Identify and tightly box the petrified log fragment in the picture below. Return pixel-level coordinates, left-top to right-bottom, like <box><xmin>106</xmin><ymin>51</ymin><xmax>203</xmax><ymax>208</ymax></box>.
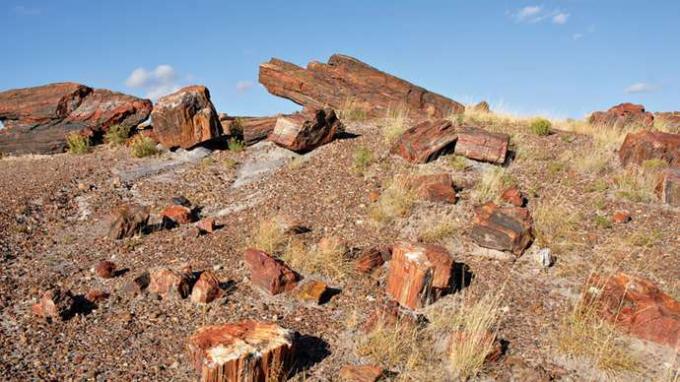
<box><xmin>0</xmin><ymin>82</ymin><xmax>151</xmax><ymax>154</ymax></box>
<box><xmin>259</xmin><ymin>54</ymin><xmax>464</xmax><ymax>120</ymax></box>
<box><xmin>160</xmin><ymin>204</ymin><xmax>194</xmax><ymax>225</ymax></box>
<box><xmin>196</xmin><ymin>217</ymin><xmax>217</xmax><ymax>234</ymax></box>
<box><xmin>500</xmin><ymin>186</ymin><xmax>525</xmax><ymax>207</ymax></box>
<box><xmin>244</xmin><ymin>249</ymin><xmax>298</xmax><ymax>295</ymax></box>
<box><xmin>589</xmin><ymin>103</ymin><xmax>654</xmax><ymax>129</ymax></box>
<box><xmin>294</xmin><ymin>280</ymin><xmax>330</xmax><ymax>304</ymax></box>
<box><xmin>586</xmin><ymin>273</ymin><xmax>680</xmax><ymax>350</ymax></box>
<box><xmin>391</xmin><ymin>119</ymin><xmax>509</xmax><ymax>164</ymax></box>
<box><xmin>269</xmin><ymin>108</ymin><xmax>343</xmax><ymax>153</ymax></box>
<box><xmin>470</xmin><ymin>202</ymin><xmax>533</xmax><ymax>255</ymax></box>
<box><xmin>339</xmin><ymin>364</ymin><xmax>386</xmax><ymax>382</ymax></box>
<box><xmin>219</xmin><ymin>115</ymin><xmax>284</xmax><ymax>145</ymax></box>
<box><xmin>107</xmin><ymin>204</ymin><xmax>150</xmax><ymax>240</ymax></box>
<box><xmin>415</xmin><ymin>173</ymin><xmax>457</xmax><ymax>203</ymax></box>
<box><xmin>187</xmin><ymin>320</ymin><xmax>296</xmax><ymax>382</ymax></box>
<box><xmin>151</xmin><ymin>85</ymin><xmax>222</xmax><ymax>149</ymax></box>
<box><xmin>191</xmin><ymin>271</ymin><xmax>223</xmax><ymax>304</ymax></box>
<box><xmin>657</xmin><ymin>169</ymin><xmax>680</xmax><ymax>206</ymax></box>
<box><xmin>385</xmin><ymin>242</ymin><xmax>454</xmax><ymax>309</ymax></box>
<box><xmin>32</xmin><ymin>288</ymin><xmax>75</xmax><ymax>321</ymax></box>
<box><xmin>95</xmin><ymin>260</ymin><xmax>116</xmax><ymax>279</ymax></box>
<box><xmin>148</xmin><ymin>267</ymin><xmax>192</xmax><ymax>299</ymax></box>
<box><xmin>355</xmin><ymin>246</ymin><xmax>391</xmax><ymax>274</ymax></box>
<box><xmin>619</xmin><ymin>130</ymin><xmax>680</xmax><ymax>168</ymax></box>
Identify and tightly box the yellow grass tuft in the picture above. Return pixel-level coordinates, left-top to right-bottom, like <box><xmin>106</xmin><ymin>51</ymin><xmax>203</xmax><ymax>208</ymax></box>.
<box><xmin>382</xmin><ymin>104</ymin><xmax>410</xmax><ymax>144</ymax></box>
<box><xmin>419</xmin><ymin>220</ymin><xmax>458</xmax><ymax>243</ymax></box>
<box><xmin>281</xmin><ymin>237</ymin><xmax>352</xmax><ymax>281</ymax></box>
<box><xmin>471</xmin><ymin>167</ymin><xmax>514</xmax><ymax>204</ymax></box>
<box><xmin>369</xmin><ymin>173</ymin><xmax>417</xmax><ymax>225</ymax></box>
<box><xmin>250</xmin><ymin>217</ymin><xmax>288</xmax><ymax>255</ymax></box>
<box><xmin>66</xmin><ymin>132</ymin><xmax>90</xmax><ymax>154</ymax></box>
<box><xmin>339</xmin><ymin>97</ymin><xmax>367</xmax><ymax>122</ymax></box>
<box><xmin>532</xmin><ymin>196</ymin><xmax>582</xmax><ymax>251</ymax></box>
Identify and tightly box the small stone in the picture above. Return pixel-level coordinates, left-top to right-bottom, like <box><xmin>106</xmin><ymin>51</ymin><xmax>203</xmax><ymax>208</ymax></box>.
<box><xmin>160</xmin><ymin>205</ymin><xmax>194</xmax><ymax>225</ymax></box>
<box><xmin>95</xmin><ymin>260</ymin><xmax>116</xmax><ymax>279</ymax></box>
<box><xmin>355</xmin><ymin>246</ymin><xmax>390</xmax><ymax>274</ymax></box>
<box><xmin>536</xmin><ymin>248</ymin><xmax>554</xmax><ymax>268</ymax></box>
<box><xmin>295</xmin><ymin>280</ymin><xmax>330</xmax><ymax>304</ymax></box>
<box><xmin>368</xmin><ymin>191</ymin><xmax>381</xmax><ymax>203</ymax></box>
<box><xmin>244</xmin><ymin>249</ymin><xmax>298</xmax><ymax>295</ymax></box>
<box><xmin>122</xmin><ymin>272</ymin><xmax>150</xmax><ymax>298</ymax></box>
<box><xmin>195</xmin><ymin>217</ymin><xmax>216</xmax><ymax>234</ymax></box>
<box><xmin>85</xmin><ymin>289</ymin><xmax>110</xmax><ymax>303</ymax></box>
<box><xmin>612</xmin><ymin>210</ymin><xmax>632</xmax><ymax>224</ymax></box>
<box><xmin>148</xmin><ymin>267</ymin><xmax>192</xmax><ymax>299</ymax></box>
<box><xmin>32</xmin><ymin>288</ymin><xmax>74</xmax><ymax>321</ymax></box>
<box><xmin>339</xmin><ymin>364</ymin><xmax>386</xmax><ymax>382</ymax></box>
<box><xmin>190</xmin><ymin>271</ymin><xmax>223</xmax><ymax>304</ymax></box>
<box><xmin>501</xmin><ymin>186</ymin><xmax>525</xmax><ymax>207</ymax></box>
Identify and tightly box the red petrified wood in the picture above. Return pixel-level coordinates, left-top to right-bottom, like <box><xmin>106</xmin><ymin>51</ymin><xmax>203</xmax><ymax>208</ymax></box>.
<box><xmin>500</xmin><ymin>186</ymin><xmax>525</xmax><ymax>207</ymax></box>
<box><xmin>657</xmin><ymin>169</ymin><xmax>680</xmax><ymax>206</ymax></box>
<box><xmin>385</xmin><ymin>242</ymin><xmax>454</xmax><ymax>309</ymax></box>
<box><xmin>151</xmin><ymin>85</ymin><xmax>222</xmax><ymax>149</ymax></box>
<box><xmin>415</xmin><ymin>173</ymin><xmax>457</xmax><ymax>203</ymax></box>
<box><xmin>259</xmin><ymin>54</ymin><xmax>464</xmax><ymax>120</ymax></box>
<box><xmin>95</xmin><ymin>260</ymin><xmax>116</xmax><ymax>278</ymax></box>
<box><xmin>161</xmin><ymin>204</ymin><xmax>194</xmax><ymax>225</ymax></box>
<box><xmin>269</xmin><ymin>108</ymin><xmax>343</xmax><ymax>153</ymax></box>
<box><xmin>244</xmin><ymin>249</ymin><xmax>298</xmax><ymax>295</ymax></box>
<box><xmin>339</xmin><ymin>364</ymin><xmax>386</xmax><ymax>382</ymax></box>
<box><xmin>586</xmin><ymin>273</ymin><xmax>680</xmax><ymax>350</ymax></box>
<box><xmin>191</xmin><ymin>271</ymin><xmax>223</xmax><ymax>304</ymax></box>
<box><xmin>618</xmin><ymin>130</ymin><xmax>680</xmax><ymax>168</ymax></box>
<box><xmin>148</xmin><ymin>267</ymin><xmax>193</xmax><ymax>299</ymax></box>
<box><xmin>32</xmin><ymin>288</ymin><xmax>75</xmax><ymax>321</ymax></box>
<box><xmin>220</xmin><ymin>114</ymin><xmax>292</xmax><ymax>145</ymax></box>
<box><xmin>589</xmin><ymin>103</ymin><xmax>654</xmax><ymax>129</ymax></box>
<box><xmin>355</xmin><ymin>245</ymin><xmax>391</xmax><ymax>274</ymax></box>
<box><xmin>470</xmin><ymin>202</ymin><xmax>533</xmax><ymax>255</ymax></box>
<box><xmin>187</xmin><ymin>320</ymin><xmax>296</xmax><ymax>382</ymax></box>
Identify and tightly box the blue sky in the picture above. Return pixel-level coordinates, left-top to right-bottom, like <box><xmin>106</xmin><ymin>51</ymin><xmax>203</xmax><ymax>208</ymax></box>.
<box><xmin>1</xmin><ymin>1</ymin><xmax>679</xmax><ymax>119</ymax></box>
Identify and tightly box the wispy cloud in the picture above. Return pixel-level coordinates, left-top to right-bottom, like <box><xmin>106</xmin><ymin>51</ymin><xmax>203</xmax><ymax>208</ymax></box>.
<box><xmin>12</xmin><ymin>5</ymin><xmax>41</xmax><ymax>15</ymax></box>
<box><xmin>235</xmin><ymin>81</ymin><xmax>255</xmax><ymax>93</ymax></box>
<box><xmin>511</xmin><ymin>5</ymin><xmax>569</xmax><ymax>25</ymax></box>
<box><xmin>552</xmin><ymin>13</ymin><xmax>569</xmax><ymax>25</ymax></box>
<box><xmin>125</xmin><ymin>65</ymin><xmax>182</xmax><ymax>99</ymax></box>
<box><xmin>625</xmin><ymin>82</ymin><xmax>659</xmax><ymax>94</ymax></box>
<box><xmin>572</xmin><ymin>33</ymin><xmax>584</xmax><ymax>40</ymax></box>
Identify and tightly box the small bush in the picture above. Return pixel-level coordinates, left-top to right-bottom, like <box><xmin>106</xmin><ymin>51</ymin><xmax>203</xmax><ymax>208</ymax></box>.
<box><xmin>228</xmin><ymin>138</ymin><xmax>245</xmax><ymax>152</ymax></box>
<box><xmin>356</xmin><ymin>318</ymin><xmax>426</xmax><ymax>375</ymax></box>
<box><xmin>447</xmin><ymin>155</ymin><xmax>468</xmax><ymax>171</ymax></box>
<box><xmin>223</xmin><ymin>158</ymin><xmax>238</xmax><ymax>169</ymax></box>
<box><xmin>130</xmin><ymin>135</ymin><xmax>158</xmax><ymax>158</ymax></box>
<box><xmin>66</xmin><ymin>132</ymin><xmax>90</xmax><ymax>154</ymax></box>
<box><xmin>104</xmin><ymin>124</ymin><xmax>131</xmax><ymax>146</ymax></box>
<box><xmin>352</xmin><ymin>146</ymin><xmax>374</xmax><ymax>174</ymax></box>
<box><xmin>369</xmin><ymin>174</ymin><xmax>416</xmax><ymax>225</ymax></box>
<box><xmin>250</xmin><ymin>217</ymin><xmax>287</xmax><ymax>255</ymax></box>
<box><xmin>530</xmin><ymin>118</ymin><xmax>552</xmax><ymax>136</ymax></box>
<box><xmin>594</xmin><ymin>215</ymin><xmax>612</xmax><ymax>229</ymax></box>
<box><xmin>382</xmin><ymin>105</ymin><xmax>409</xmax><ymax>144</ymax></box>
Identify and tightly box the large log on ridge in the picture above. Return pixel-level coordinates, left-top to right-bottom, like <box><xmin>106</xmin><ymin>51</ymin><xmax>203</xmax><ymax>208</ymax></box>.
<box><xmin>259</xmin><ymin>54</ymin><xmax>464</xmax><ymax>120</ymax></box>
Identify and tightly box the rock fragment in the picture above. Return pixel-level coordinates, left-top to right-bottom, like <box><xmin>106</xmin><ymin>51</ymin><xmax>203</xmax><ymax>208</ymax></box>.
<box><xmin>95</xmin><ymin>260</ymin><xmax>116</xmax><ymax>279</ymax></box>
<box><xmin>470</xmin><ymin>202</ymin><xmax>533</xmax><ymax>256</ymax></box>
<box><xmin>148</xmin><ymin>267</ymin><xmax>193</xmax><ymax>300</ymax></box>
<box><xmin>107</xmin><ymin>204</ymin><xmax>149</xmax><ymax>240</ymax></box>
<box><xmin>244</xmin><ymin>249</ymin><xmax>298</xmax><ymax>295</ymax></box>
<box><xmin>339</xmin><ymin>364</ymin><xmax>386</xmax><ymax>382</ymax></box>
<box><xmin>32</xmin><ymin>288</ymin><xmax>75</xmax><ymax>321</ymax></box>
<box><xmin>191</xmin><ymin>271</ymin><xmax>223</xmax><ymax>304</ymax></box>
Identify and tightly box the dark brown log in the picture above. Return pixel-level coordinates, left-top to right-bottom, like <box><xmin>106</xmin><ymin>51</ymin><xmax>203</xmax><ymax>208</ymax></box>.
<box><xmin>187</xmin><ymin>320</ymin><xmax>296</xmax><ymax>382</ymax></box>
<box><xmin>269</xmin><ymin>108</ymin><xmax>343</xmax><ymax>153</ymax></box>
<box><xmin>259</xmin><ymin>54</ymin><xmax>464</xmax><ymax>120</ymax></box>
<box><xmin>470</xmin><ymin>202</ymin><xmax>533</xmax><ymax>255</ymax></box>
<box><xmin>219</xmin><ymin>115</ymin><xmax>283</xmax><ymax>145</ymax></box>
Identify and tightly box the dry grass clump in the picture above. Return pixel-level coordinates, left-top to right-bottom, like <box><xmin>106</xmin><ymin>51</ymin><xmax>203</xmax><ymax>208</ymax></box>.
<box><xmin>382</xmin><ymin>104</ymin><xmax>409</xmax><ymax>144</ymax></box>
<box><xmin>369</xmin><ymin>174</ymin><xmax>417</xmax><ymax>225</ymax></box>
<box><xmin>250</xmin><ymin>217</ymin><xmax>288</xmax><ymax>255</ymax></box>
<box><xmin>419</xmin><ymin>220</ymin><xmax>458</xmax><ymax>243</ymax></box>
<box><xmin>130</xmin><ymin>135</ymin><xmax>158</xmax><ymax>158</ymax></box>
<box><xmin>339</xmin><ymin>97</ymin><xmax>367</xmax><ymax>122</ymax></box>
<box><xmin>612</xmin><ymin>163</ymin><xmax>664</xmax><ymax>203</ymax></box>
<box><xmin>66</xmin><ymin>132</ymin><xmax>90</xmax><ymax>154</ymax></box>
<box><xmin>281</xmin><ymin>237</ymin><xmax>352</xmax><ymax>281</ymax></box>
<box><xmin>352</xmin><ymin>145</ymin><xmax>374</xmax><ymax>174</ymax></box>
<box><xmin>471</xmin><ymin>167</ymin><xmax>515</xmax><ymax>204</ymax></box>
<box><xmin>104</xmin><ymin>124</ymin><xmax>131</xmax><ymax>146</ymax></box>
<box><xmin>447</xmin><ymin>155</ymin><xmax>469</xmax><ymax>171</ymax></box>
<box><xmin>532</xmin><ymin>197</ymin><xmax>582</xmax><ymax>251</ymax></box>
<box><xmin>557</xmin><ymin>276</ymin><xmax>640</xmax><ymax>377</ymax></box>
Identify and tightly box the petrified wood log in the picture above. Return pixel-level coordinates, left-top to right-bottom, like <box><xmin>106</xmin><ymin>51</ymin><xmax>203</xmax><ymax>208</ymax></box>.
<box><xmin>619</xmin><ymin>130</ymin><xmax>680</xmax><ymax>168</ymax></box>
<box><xmin>415</xmin><ymin>173</ymin><xmax>457</xmax><ymax>203</ymax></box>
<box><xmin>219</xmin><ymin>115</ymin><xmax>283</xmax><ymax>145</ymax></box>
<box><xmin>391</xmin><ymin>119</ymin><xmax>509</xmax><ymax>164</ymax></box>
<box><xmin>355</xmin><ymin>245</ymin><xmax>391</xmax><ymax>274</ymax></box>
<box><xmin>191</xmin><ymin>270</ymin><xmax>223</xmax><ymax>304</ymax></box>
<box><xmin>470</xmin><ymin>202</ymin><xmax>533</xmax><ymax>255</ymax></box>
<box><xmin>385</xmin><ymin>242</ymin><xmax>454</xmax><ymax>309</ymax></box>
<box><xmin>589</xmin><ymin>103</ymin><xmax>654</xmax><ymax>129</ymax></box>
<box><xmin>586</xmin><ymin>273</ymin><xmax>680</xmax><ymax>350</ymax></box>
<box><xmin>269</xmin><ymin>108</ymin><xmax>343</xmax><ymax>153</ymax></box>
<box><xmin>0</xmin><ymin>82</ymin><xmax>151</xmax><ymax>154</ymax></box>
<box><xmin>244</xmin><ymin>249</ymin><xmax>298</xmax><ymax>295</ymax></box>
<box><xmin>187</xmin><ymin>320</ymin><xmax>296</xmax><ymax>382</ymax></box>
<box><xmin>259</xmin><ymin>54</ymin><xmax>464</xmax><ymax>120</ymax></box>
<box><xmin>657</xmin><ymin>169</ymin><xmax>680</xmax><ymax>206</ymax></box>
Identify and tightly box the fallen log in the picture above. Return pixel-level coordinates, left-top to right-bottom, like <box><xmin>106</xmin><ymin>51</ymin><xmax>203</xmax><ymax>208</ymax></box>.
<box><xmin>259</xmin><ymin>54</ymin><xmax>464</xmax><ymax>120</ymax></box>
<box><xmin>219</xmin><ymin>115</ymin><xmax>283</xmax><ymax>145</ymax></box>
<box><xmin>269</xmin><ymin>108</ymin><xmax>343</xmax><ymax>153</ymax></box>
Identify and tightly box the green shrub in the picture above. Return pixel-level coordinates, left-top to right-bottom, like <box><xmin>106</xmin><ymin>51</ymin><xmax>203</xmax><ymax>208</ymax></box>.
<box><xmin>130</xmin><ymin>135</ymin><xmax>158</xmax><ymax>158</ymax></box>
<box><xmin>447</xmin><ymin>155</ymin><xmax>468</xmax><ymax>171</ymax></box>
<box><xmin>530</xmin><ymin>118</ymin><xmax>552</xmax><ymax>136</ymax></box>
<box><xmin>66</xmin><ymin>132</ymin><xmax>90</xmax><ymax>154</ymax></box>
<box><xmin>228</xmin><ymin>138</ymin><xmax>245</xmax><ymax>152</ymax></box>
<box><xmin>104</xmin><ymin>124</ymin><xmax>131</xmax><ymax>146</ymax></box>
<box><xmin>352</xmin><ymin>146</ymin><xmax>374</xmax><ymax>174</ymax></box>
<box><xmin>594</xmin><ymin>215</ymin><xmax>612</xmax><ymax>229</ymax></box>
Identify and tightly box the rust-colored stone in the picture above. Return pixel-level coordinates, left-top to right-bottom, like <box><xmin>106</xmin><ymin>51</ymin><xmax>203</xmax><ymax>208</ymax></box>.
<box><xmin>294</xmin><ymin>280</ymin><xmax>329</xmax><ymax>304</ymax></box>
<box><xmin>612</xmin><ymin>210</ymin><xmax>632</xmax><ymax>224</ymax></box>
<box><xmin>415</xmin><ymin>173</ymin><xmax>457</xmax><ymax>203</ymax></box>
<box><xmin>619</xmin><ymin>130</ymin><xmax>680</xmax><ymax>168</ymax></box>
<box><xmin>385</xmin><ymin>242</ymin><xmax>454</xmax><ymax>309</ymax></box>
<box><xmin>107</xmin><ymin>204</ymin><xmax>150</xmax><ymax>240</ymax></box>
<box><xmin>244</xmin><ymin>249</ymin><xmax>298</xmax><ymax>295</ymax></box>
<box><xmin>259</xmin><ymin>54</ymin><xmax>464</xmax><ymax>120</ymax></box>
<box><xmin>589</xmin><ymin>103</ymin><xmax>654</xmax><ymax>129</ymax></box>
<box><xmin>161</xmin><ymin>204</ymin><xmax>194</xmax><ymax>225</ymax></box>
<box><xmin>32</xmin><ymin>288</ymin><xmax>74</xmax><ymax>321</ymax></box>
<box><xmin>151</xmin><ymin>85</ymin><xmax>222</xmax><ymax>149</ymax></box>
<box><xmin>367</xmin><ymin>191</ymin><xmax>381</xmax><ymax>203</ymax></box>
<box><xmin>355</xmin><ymin>246</ymin><xmax>391</xmax><ymax>274</ymax></box>
<box><xmin>0</xmin><ymin>82</ymin><xmax>151</xmax><ymax>154</ymax></box>
<box><xmin>586</xmin><ymin>273</ymin><xmax>680</xmax><ymax>350</ymax></box>
<box><xmin>191</xmin><ymin>271</ymin><xmax>223</xmax><ymax>304</ymax></box>
<box><xmin>84</xmin><ymin>289</ymin><xmax>110</xmax><ymax>303</ymax></box>
<box><xmin>148</xmin><ymin>267</ymin><xmax>192</xmax><ymax>300</ymax></box>
<box><xmin>656</xmin><ymin>168</ymin><xmax>680</xmax><ymax>206</ymax></box>
<box><xmin>470</xmin><ymin>202</ymin><xmax>533</xmax><ymax>255</ymax></box>
<box><xmin>95</xmin><ymin>260</ymin><xmax>116</xmax><ymax>279</ymax></box>
<box><xmin>269</xmin><ymin>108</ymin><xmax>343</xmax><ymax>153</ymax></box>
<box><xmin>196</xmin><ymin>217</ymin><xmax>217</xmax><ymax>234</ymax></box>
<box><xmin>339</xmin><ymin>364</ymin><xmax>386</xmax><ymax>382</ymax></box>
<box><xmin>501</xmin><ymin>186</ymin><xmax>525</xmax><ymax>207</ymax></box>
<box><xmin>186</xmin><ymin>320</ymin><xmax>296</xmax><ymax>382</ymax></box>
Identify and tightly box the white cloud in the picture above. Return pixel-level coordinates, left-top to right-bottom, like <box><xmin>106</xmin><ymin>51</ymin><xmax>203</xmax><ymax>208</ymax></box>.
<box><xmin>235</xmin><ymin>81</ymin><xmax>255</xmax><ymax>93</ymax></box>
<box><xmin>125</xmin><ymin>65</ymin><xmax>181</xmax><ymax>99</ymax></box>
<box><xmin>552</xmin><ymin>13</ymin><xmax>569</xmax><ymax>25</ymax></box>
<box><xmin>625</xmin><ymin>82</ymin><xmax>659</xmax><ymax>94</ymax></box>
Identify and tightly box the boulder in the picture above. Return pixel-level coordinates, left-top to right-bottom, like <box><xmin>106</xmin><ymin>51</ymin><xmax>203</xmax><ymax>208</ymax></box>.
<box><xmin>657</xmin><ymin>168</ymin><xmax>680</xmax><ymax>206</ymax></box>
<box><xmin>31</xmin><ymin>288</ymin><xmax>75</xmax><ymax>321</ymax></box>
<box><xmin>150</xmin><ymin>85</ymin><xmax>222</xmax><ymax>149</ymax></box>
<box><xmin>586</xmin><ymin>273</ymin><xmax>680</xmax><ymax>350</ymax></box>
<box><xmin>0</xmin><ymin>82</ymin><xmax>151</xmax><ymax>154</ymax></box>
<box><xmin>244</xmin><ymin>249</ymin><xmax>298</xmax><ymax>295</ymax></box>
<box><xmin>107</xmin><ymin>204</ymin><xmax>150</xmax><ymax>240</ymax></box>
<box><xmin>190</xmin><ymin>271</ymin><xmax>223</xmax><ymax>304</ymax></box>
<box><xmin>470</xmin><ymin>202</ymin><xmax>533</xmax><ymax>255</ymax></box>
<box><xmin>385</xmin><ymin>242</ymin><xmax>454</xmax><ymax>309</ymax></box>
<box><xmin>269</xmin><ymin>108</ymin><xmax>343</xmax><ymax>153</ymax></box>
<box><xmin>148</xmin><ymin>267</ymin><xmax>192</xmax><ymax>300</ymax></box>
<box><xmin>187</xmin><ymin>321</ymin><xmax>296</xmax><ymax>382</ymax></box>
<box><xmin>619</xmin><ymin>130</ymin><xmax>680</xmax><ymax>168</ymax></box>
<box><xmin>95</xmin><ymin>260</ymin><xmax>116</xmax><ymax>279</ymax></box>
<box><xmin>589</xmin><ymin>103</ymin><xmax>654</xmax><ymax>129</ymax></box>
<box><xmin>339</xmin><ymin>364</ymin><xmax>386</xmax><ymax>382</ymax></box>
<box><xmin>391</xmin><ymin>119</ymin><xmax>509</xmax><ymax>164</ymax></box>
<box><xmin>259</xmin><ymin>54</ymin><xmax>464</xmax><ymax>120</ymax></box>
<box><xmin>415</xmin><ymin>173</ymin><xmax>457</xmax><ymax>203</ymax></box>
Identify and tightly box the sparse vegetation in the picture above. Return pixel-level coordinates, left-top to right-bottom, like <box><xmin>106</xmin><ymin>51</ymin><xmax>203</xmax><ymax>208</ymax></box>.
<box><xmin>594</xmin><ymin>214</ymin><xmax>612</xmax><ymax>229</ymax></box>
<box><xmin>613</xmin><ymin>165</ymin><xmax>662</xmax><ymax>203</ymax></box>
<box><xmin>382</xmin><ymin>104</ymin><xmax>409</xmax><ymax>144</ymax></box>
<box><xmin>471</xmin><ymin>167</ymin><xmax>514</xmax><ymax>204</ymax></box>
<box><xmin>352</xmin><ymin>145</ymin><xmax>374</xmax><ymax>174</ymax></box>
<box><xmin>281</xmin><ymin>237</ymin><xmax>352</xmax><ymax>281</ymax></box>
<box><xmin>369</xmin><ymin>174</ymin><xmax>417</xmax><ymax>225</ymax></box>
<box><xmin>419</xmin><ymin>220</ymin><xmax>457</xmax><ymax>243</ymax></box>
<box><xmin>66</xmin><ymin>132</ymin><xmax>90</xmax><ymax>154</ymax></box>
<box><xmin>339</xmin><ymin>97</ymin><xmax>367</xmax><ymax>122</ymax></box>
<box><xmin>447</xmin><ymin>155</ymin><xmax>468</xmax><ymax>171</ymax></box>
<box><xmin>130</xmin><ymin>135</ymin><xmax>159</xmax><ymax>158</ymax></box>
<box><xmin>223</xmin><ymin>157</ymin><xmax>238</xmax><ymax>169</ymax></box>
<box><xmin>250</xmin><ymin>217</ymin><xmax>287</xmax><ymax>255</ymax></box>
<box><xmin>533</xmin><ymin>198</ymin><xmax>582</xmax><ymax>251</ymax></box>
<box><xmin>104</xmin><ymin>124</ymin><xmax>131</xmax><ymax>146</ymax></box>
<box><xmin>530</xmin><ymin>118</ymin><xmax>552</xmax><ymax>136</ymax></box>
<box><xmin>228</xmin><ymin>138</ymin><xmax>245</xmax><ymax>152</ymax></box>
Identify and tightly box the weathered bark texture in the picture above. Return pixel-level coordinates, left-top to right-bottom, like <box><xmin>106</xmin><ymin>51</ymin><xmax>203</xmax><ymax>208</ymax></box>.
<box><xmin>385</xmin><ymin>242</ymin><xmax>454</xmax><ymax>309</ymax></box>
<box><xmin>0</xmin><ymin>82</ymin><xmax>151</xmax><ymax>154</ymax></box>
<box><xmin>187</xmin><ymin>321</ymin><xmax>296</xmax><ymax>382</ymax></box>
<box><xmin>589</xmin><ymin>103</ymin><xmax>654</xmax><ymax>129</ymax></box>
<box><xmin>414</xmin><ymin>173</ymin><xmax>457</xmax><ymax>203</ymax></box>
<box><xmin>151</xmin><ymin>85</ymin><xmax>222</xmax><ymax>149</ymax></box>
<box><xmin>470</xmin><ymin>202</ymin><xmax>533</xmax><ymax>255</ymax></box>
<box><xmin>244</xmin><ymin>249</ymin><xmax>298</xmax><ymax>295</ymax></box>
<box><xmin>391</xmin><ymin>119</ymin><xmax>509</xmax><ymax>164</ymax></box>
<box><xmin>259</xmin><ymin>54</ymin><xmax>464</xmax><ymax>120</ymax></box>
<box><xmin>269</xmin><ymin>108</ymin><xmax>343</xmax><ymax>153</ymax></box>
<box><xmin>219</xmin><ymin>115</ymin><xmax>283</xmax><ymax>145</ymax></box>
<box><xmin>619</xmin><ymin>130</ymin><xmax>680</xmax><ymax>168</ymax></box>
<box><xmin>657</xmin><ymin>169</ymin><xmax>680</xmax><ymax>206</ymax></box>
<box><xmin>586</xmin><ymin>273</ymin><xmax>680</xmax><ymax>350</ymax></box>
